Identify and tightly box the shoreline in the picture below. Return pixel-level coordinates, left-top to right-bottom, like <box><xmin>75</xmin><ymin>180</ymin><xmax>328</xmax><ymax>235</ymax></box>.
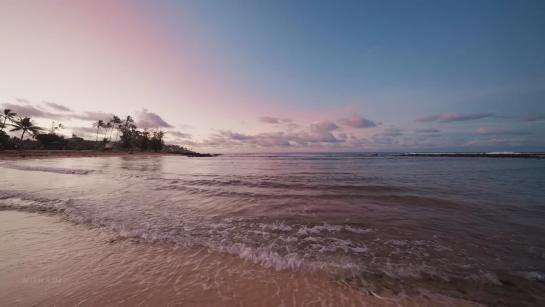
<box><xmin>399</xmin><ymin>152</ymin><xmax>545</xmax><ymax>159</ymax></box>
<box><xmin>0</xmin><ymin>210</ymin><xmax>481</xmax><ymax>306</ymax></box>
<box><xmin>0</xmin><ymin>149</ymin><xmax>216</xmax><ymax>160</ymax></box>
<box><xmin>3</xmin><ymin>150</ymin><xmax>544</xmax><ymax>160</ymax></box>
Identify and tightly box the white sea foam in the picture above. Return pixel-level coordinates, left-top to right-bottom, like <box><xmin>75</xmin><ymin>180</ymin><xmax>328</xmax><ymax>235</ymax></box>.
<box><xmin>344</xmin><ymin>225</ymin><xmax>373</xmax><ymax>234</ymax></box>
<box><xmin>296</xmin><ymin>224</ymin><xmax>342</xmax><ymax>236</ymax></box>
<box><xmin>258</xmin><ymin>221</ymin><xmax>293</xmax><ymax>232</ymax></box>
<box><xmin>1</xmin><ymin>164</ymin><xmax>94</xmax><ymax>175</ymax></box>
<box><xmin>516</xmin><ymin>271</ymin><xmax>545</xmax><ymax>281</ymax></box>
<box><xmin>0</xmin><ymin>193</ymin><xmax>515</xmax><ymax>295</ymax></box>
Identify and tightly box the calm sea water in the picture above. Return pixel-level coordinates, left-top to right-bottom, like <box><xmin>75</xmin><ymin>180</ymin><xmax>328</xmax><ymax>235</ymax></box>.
<box><xmin>1</xmin><ymin>153</ymin><xmax>544</xmax><ymax>305</ymax></box>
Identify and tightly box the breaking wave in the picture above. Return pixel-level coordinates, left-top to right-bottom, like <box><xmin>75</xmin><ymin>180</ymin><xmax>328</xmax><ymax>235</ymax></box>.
<box><xmin>0</xmin><ymin>191</ymin><xmax>511</xmax><ymax>288</ymax></box>
<box><xmin>1</xmin><ymin>163</ymin><xmax>94</xmax><ymax>175</ymax></box>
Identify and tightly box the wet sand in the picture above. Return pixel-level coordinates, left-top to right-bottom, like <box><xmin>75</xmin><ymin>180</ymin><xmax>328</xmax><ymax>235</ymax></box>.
<box><xmin>0</xmin><ymin>211</ymin><xmax>481</xmax><ymax>306</ymax></box>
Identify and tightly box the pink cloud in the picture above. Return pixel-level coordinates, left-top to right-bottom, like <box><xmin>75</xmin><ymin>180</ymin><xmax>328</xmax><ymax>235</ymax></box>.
<box><xmin>338</xmin><ymin>115</ymin><xmax>376</xmax><ymax>128</ymax></box>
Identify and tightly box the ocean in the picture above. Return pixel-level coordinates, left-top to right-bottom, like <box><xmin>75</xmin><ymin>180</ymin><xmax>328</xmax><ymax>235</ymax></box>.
<box><xmin>1</xmin><ymin>153</ymin><xmax>544</xmax><ymax>306</ymax></box>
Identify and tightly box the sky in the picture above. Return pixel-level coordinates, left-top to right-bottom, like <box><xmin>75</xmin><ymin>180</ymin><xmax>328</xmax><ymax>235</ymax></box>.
<box><xmin>1</xmin><ymin>0</ymin><xmax>544</xmax><ymax>152</ymax></box>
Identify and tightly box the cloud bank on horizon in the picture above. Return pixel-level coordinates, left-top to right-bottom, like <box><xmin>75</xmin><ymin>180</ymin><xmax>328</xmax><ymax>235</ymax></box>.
<box><xmin>1</xmin><ymin>0</ymin><xmax>544</xmax><ymax>152</ymax></box>
<box><xmin>2</xmin><ymin>98</ymin><xmax>544</xmax><ymax>152</ymax></box>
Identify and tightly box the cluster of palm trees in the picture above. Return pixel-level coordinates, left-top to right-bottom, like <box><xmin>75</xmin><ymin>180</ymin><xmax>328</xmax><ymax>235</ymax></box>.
<box><xmin>93</xmin><ymin>115</ymin><xmax>124</xmax><ymax>142</ymax></box>
<box><xmin>1</xmin><ymin>108</ymin><xmax>165</xmax><ymax>152</ymax></box>
<box><xmin>92</xmin><ymin>115</ymin><xmax>164</xmax><ymax>152</ymax></box>
<box><xmin>1</xmin><ymin>109</ymin><xmax>42</xmax><ymax>140</ymax></box>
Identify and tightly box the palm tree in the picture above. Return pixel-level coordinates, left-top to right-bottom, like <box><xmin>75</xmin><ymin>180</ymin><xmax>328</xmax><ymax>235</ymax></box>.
<box><xmin>10</xmin><ymin>117</ymin><xmax>42</xmax><ymax>141</ymax></box>
<box><xmin>104</xmin><ymin>121</ymin><xmax>113</xmax><ymax>141</ymax></box>
<box><xmin>1</xmin><ymin>109</ymin><xmax>17</xmax><ymax>132</ymax></box>
<box><xmin>123</xmin><ymin>115</ymin><xmax>134</xmax><ymax>130</ymax></box>
<box><xmin>111</xmin><ymin>115</ymin><xmax>122</xmax><ymax>142</ymax></box>
<box><xmin>119</xmin><ymin>116</ymin><xmax>136</xmax><ymax>150</ymax></box>
<box><xmin>93</xmin><ymin>119</ymin><xmax>105</xmax><ymax>142</ymax></box>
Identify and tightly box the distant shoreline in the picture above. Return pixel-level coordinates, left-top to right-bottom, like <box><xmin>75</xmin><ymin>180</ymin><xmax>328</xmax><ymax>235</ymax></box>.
<box><xmin>0</xmin><ymin>150</ymin><xmax>217</xmax><ymax>160</ymax></box>
<box><xmin>399</xmin><ymin>152</ymin><xmax>545</xmax><ymax>159</ymax></box>
<box><xmin>2</xmin><ymin>150</ymin><xmax>544</xmax><ymax>160</ymax></box>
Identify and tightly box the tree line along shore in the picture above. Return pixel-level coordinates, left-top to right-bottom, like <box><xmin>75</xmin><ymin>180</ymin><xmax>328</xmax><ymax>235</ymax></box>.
<box><xmin>0</xmin><ymin>108</ymin><xmax>215</xmax><ymax>157</ymax></box>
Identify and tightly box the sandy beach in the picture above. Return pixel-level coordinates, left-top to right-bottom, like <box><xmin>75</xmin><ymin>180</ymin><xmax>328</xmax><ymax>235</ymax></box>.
<box><xmin>0</xmin><ymin>150</ymin><xmax>195</xmax><ymax>160</ymax></box>
<box><xmin>0</xmin><ymin>210</ymin><xmax>480</xmax><ymax>306</ymax></box>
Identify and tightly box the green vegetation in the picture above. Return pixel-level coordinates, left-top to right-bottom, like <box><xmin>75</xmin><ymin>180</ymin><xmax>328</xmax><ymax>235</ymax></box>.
<box><xmin>1</xmin><ymin>110</ymin><xmax>44</xmax><ymax>149</ymax></box>
<box><xmin>0</xmin><ymin>108</ymin><xmax>211</xmax><ymax>156</ymax></box>
<box><xmin>1</xmin><ymin>109</ymin><xmax>17</xmax><ymax>131</ymax></box>
<box><xmin>10</xmin><ymin>117</ymin><xmax>42</xmax><ymax>141</ymax></box>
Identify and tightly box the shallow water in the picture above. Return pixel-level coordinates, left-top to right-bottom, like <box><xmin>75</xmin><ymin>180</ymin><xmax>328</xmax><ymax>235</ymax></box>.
<box><xmin>1</xmin><ymin>153</ymin><xmax>544</xmax><ymax>305</ymax></box>
<box><xmin>1</xmin><ymin>210</ymin><xmax>482</xmax><ymax>306</ymax></box>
